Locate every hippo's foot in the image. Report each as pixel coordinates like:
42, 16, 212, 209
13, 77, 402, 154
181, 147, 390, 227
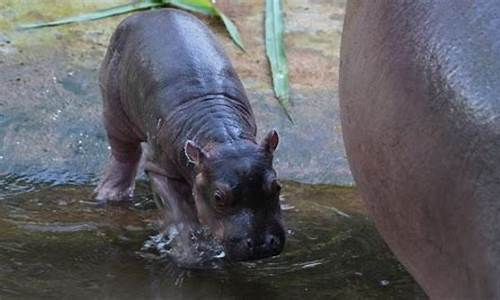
94, 156, 140, 203
94, 182, 134, 202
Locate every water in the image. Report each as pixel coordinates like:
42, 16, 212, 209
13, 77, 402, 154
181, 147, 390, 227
0, 178, 425, 299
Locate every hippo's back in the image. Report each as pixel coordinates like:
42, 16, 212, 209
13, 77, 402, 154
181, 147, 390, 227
103, 8, 249, 126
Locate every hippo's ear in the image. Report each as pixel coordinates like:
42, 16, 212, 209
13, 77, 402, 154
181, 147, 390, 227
184, 140, 206, 164
261, 129, 279, 155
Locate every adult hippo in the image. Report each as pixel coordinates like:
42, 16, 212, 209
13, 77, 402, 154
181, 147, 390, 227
339, 1, 500, 299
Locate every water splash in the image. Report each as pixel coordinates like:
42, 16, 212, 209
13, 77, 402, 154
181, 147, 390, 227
142, 224, 225, 270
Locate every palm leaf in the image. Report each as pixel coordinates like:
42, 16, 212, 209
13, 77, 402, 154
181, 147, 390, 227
217, 11, 245, 51
168, 0, 216, 15
265, 0, 292, 122
19, 0, 245, 52
169, 0, 245, 50
19, 1, 164, 30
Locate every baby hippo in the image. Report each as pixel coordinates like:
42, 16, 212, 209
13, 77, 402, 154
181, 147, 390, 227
94, 8, 285, 261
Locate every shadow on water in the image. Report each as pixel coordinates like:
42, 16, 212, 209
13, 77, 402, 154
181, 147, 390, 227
0, 178, 426, 299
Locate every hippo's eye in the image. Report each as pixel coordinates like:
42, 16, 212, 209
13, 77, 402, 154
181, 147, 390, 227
214, 190, 225, 207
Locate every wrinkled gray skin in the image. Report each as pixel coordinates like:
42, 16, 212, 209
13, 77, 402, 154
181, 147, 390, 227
94, 9, 285, 261
340, 1, 500, 299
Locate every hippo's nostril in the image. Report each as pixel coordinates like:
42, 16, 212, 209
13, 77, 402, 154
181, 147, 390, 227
245, 238, 254, 249
265, 234, 280, 251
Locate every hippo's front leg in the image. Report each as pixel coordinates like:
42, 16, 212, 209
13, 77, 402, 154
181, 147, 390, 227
147, 171, 197, 225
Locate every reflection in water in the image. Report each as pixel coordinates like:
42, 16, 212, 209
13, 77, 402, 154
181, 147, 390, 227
0, 179, 425, 299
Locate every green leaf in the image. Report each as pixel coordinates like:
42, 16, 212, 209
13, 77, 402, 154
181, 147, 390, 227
19, 0, 245, 52
169, 0, 245, 51
216, 11, 245, 51
19, 1, 165, 30
167, 0, 217, 16
265, 0, 292, 122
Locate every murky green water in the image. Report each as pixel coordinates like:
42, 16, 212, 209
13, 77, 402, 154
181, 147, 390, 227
0, 178, 425, 299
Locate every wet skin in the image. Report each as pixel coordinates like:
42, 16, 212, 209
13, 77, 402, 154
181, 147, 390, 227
340, 1, 500, 299
94, 9, 285, 261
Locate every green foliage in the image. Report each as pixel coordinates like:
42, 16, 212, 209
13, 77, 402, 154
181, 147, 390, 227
217, 12, 245, 51
19, 0, 244, 50
167, 0, 216, 15
265, 0, 292, 122
19, 1, 165, 29
167, 0, 244, 50
20, 0, 292, 121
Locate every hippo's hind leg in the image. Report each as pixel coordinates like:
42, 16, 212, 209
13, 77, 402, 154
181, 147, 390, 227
94, 50, 144, 202
94, 108, 143, 202
94, 137, 142, 202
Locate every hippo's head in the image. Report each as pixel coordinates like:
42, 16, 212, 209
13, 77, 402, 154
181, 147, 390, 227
184, 130, 285, 261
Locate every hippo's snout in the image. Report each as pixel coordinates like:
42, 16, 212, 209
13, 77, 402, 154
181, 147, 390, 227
225, 230, 285, 261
